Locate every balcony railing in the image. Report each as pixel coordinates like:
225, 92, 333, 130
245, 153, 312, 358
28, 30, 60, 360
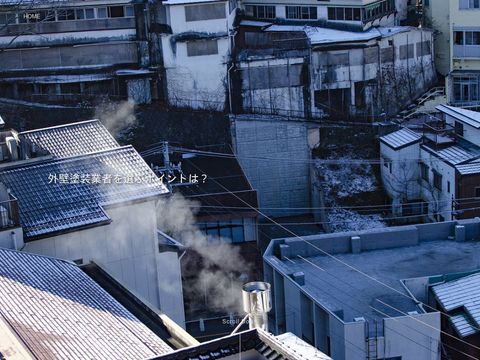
0, 196, 20, 230
453, 45, 480, 58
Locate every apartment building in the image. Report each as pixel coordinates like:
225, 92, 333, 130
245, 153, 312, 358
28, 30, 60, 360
241, 0, 402, 31
0, 0, 154, 104
380, 105, 480, 222
424, 0, 480, 108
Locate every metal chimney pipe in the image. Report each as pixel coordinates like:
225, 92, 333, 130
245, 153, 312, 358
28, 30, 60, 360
242, 281, 272, 332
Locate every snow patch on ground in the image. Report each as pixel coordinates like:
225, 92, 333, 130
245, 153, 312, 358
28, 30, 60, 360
327, 207, 386, 232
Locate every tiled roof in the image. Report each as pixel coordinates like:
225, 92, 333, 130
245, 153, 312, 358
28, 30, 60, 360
0, 146, 167, 238
432, 272, 480, 338
0, 247, 172, 359
380, 128, 422, 149
19, 120, 119, 158
437, 105, 480, 129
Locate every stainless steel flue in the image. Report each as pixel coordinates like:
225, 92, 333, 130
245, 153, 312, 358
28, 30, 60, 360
242, 281, 272, 331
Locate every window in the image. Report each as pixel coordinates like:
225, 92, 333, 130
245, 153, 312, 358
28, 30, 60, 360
75, 9, 85, 19
328, 6, 363, 21
286, 6, 317, 20
453, 76, 479, 104
108, 6, 124, 18
421, 162, 429, 181
85, 8, 95, 19
57, 9, 75, 21
475, 187, 480, 197
185, 3, 226, 21
245, 5, 276, 19
200, 219, 245, 243
447, 181, 451, 193
461, 0, 480, 8
455, 121, 464, 136
125, 6, 134, 17
433, 170, 442, 191
97, 7, 107, 18
383, 157, 392, 174
186, 39, 219, 56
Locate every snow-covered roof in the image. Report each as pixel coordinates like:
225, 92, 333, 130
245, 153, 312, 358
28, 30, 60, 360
0, 247, 172, 359
265, 25, 381, 45
0, 146, 168, 238
437, 104, 480, 129
239, 20, 272, 28
432, 272, 480, 338
19, 119, 118, 158
380, 128, 422, 149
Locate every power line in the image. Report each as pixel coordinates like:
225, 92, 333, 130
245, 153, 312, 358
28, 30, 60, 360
186, 160, 480, 356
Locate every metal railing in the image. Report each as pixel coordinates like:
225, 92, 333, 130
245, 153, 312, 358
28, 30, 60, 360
0, 196, 20, 230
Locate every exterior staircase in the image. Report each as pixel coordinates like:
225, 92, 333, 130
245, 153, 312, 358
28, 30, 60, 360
398, 86, 446, 121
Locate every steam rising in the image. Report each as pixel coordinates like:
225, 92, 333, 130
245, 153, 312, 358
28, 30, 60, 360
157, 194, 250, 313
95, 101, 137, 138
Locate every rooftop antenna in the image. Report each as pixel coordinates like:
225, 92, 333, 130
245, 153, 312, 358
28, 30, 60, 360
231, 281, 272, 334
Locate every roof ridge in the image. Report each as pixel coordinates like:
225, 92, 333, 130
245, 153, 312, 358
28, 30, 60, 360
0, 145, 134, 173
18, 119, 102, 135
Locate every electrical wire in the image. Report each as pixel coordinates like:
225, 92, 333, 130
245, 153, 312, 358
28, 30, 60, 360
186, 160, 480, 356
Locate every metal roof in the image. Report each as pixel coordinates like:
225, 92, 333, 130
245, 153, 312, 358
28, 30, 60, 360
432, 272, 480, 338
456, 162, 480, 175
0, 146, 167, 238
437, 105, 480, 129
0, 247, 172, 359
19, 120, 119, 159
423, 144, 479, 166
380, 128, 422, 149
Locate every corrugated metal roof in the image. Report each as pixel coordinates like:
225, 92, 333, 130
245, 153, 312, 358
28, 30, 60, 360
0, 146, 168, 238
437, 105, 480, 129
432, 272, 480, 337
424, 144, 479, 165
456, 162, 480, 175
19, 120, 118, 159
0, 248, 172, 359
380, 128, 422, 149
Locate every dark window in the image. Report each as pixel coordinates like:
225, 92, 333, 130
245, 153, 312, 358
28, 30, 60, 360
75, 9, 85, 19
421, 162, 429, 181
109, 6, 124, 18
447, 181, 451, 193
335, 7, 345, 20
185, 3, 226, 21
57, 9, 75, 21
186, 39, 219, 56
455, 121, 464, 136
286, 6, 317, 19
383, 157, 392, 174
455, 31, 464, 45
433, 170, 442, 191
475, 187, 480, 197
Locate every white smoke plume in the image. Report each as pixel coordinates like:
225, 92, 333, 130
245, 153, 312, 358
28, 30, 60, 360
94, 101, 137, 138
157, 194, 251, 314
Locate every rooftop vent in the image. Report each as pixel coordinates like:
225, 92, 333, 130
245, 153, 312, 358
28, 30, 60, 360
242, 281, 272, 332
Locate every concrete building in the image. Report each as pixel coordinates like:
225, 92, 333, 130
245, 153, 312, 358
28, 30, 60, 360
233, 22, 436, 119
0, 0, 154, 104
230, 114, 320, 217
241, 0, 399, 31
159, 0, 234, 110
0, 120, 186, 326
424, 0, 480, 108
263, 218, 480, 359
380, 105, 480, 222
